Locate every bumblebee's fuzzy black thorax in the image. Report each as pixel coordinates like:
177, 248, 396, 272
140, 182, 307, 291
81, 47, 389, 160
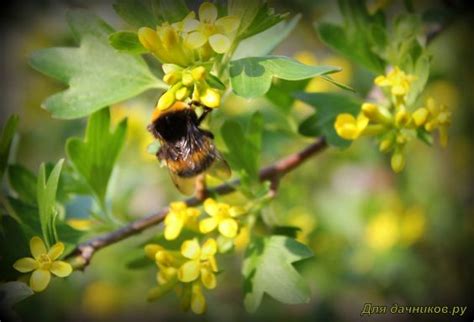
148, 108, 217, 178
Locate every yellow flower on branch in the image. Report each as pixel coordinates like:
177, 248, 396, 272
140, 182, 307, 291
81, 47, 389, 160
13, 236, 72, 292
199, 198, 246, 238
374, 66, 416, 100
183, 2, 240, 54
415, 97, 452, 147
178, 238, 218, 289
163, 202, 200, 240
334, 113, 369, 140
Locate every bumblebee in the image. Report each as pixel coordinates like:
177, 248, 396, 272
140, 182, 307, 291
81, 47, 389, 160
148, 101, 230, 195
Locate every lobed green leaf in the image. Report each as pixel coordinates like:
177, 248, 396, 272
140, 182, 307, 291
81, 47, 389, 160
242, 236, 313, 312
230, 56, 341, 98
29, 9, 165, 119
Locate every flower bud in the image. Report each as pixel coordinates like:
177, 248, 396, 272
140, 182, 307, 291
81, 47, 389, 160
379, 137, 394, 153
395, 107, 410, 127
200, 88, 221, 108
182, 71, 194, 86
412, 107, 428, 127
157, 90, 176, 110
175, 86, 190, 101
391, 151, 406, 173
191, 66, 206, 80
163, 71, 181, 85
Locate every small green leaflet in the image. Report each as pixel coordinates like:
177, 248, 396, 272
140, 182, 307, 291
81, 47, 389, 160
233, 14, 301, 60
242, 236, 313, 312
113, 0, 188, 27
230, 56, 341, 98
66, 108, 127, 211
317, 0, 386, 73
29, 9, 166, 119
8, 164, 37, 205
37, 159, 64, 247
221, 112, 263, 182
0, 282, 34, 308
0, 115, 19, 181
296, 92, 362, 148
109, 31, 147, 54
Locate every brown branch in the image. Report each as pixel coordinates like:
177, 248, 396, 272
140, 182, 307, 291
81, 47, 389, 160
68, 136, 327, 269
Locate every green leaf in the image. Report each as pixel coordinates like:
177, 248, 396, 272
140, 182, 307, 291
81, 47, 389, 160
66, 108, 127, 210
37, 159, 64, 247
237, 3, 288, 40
154, 0, 188, 23
221, 112, 263, 181
233, 14, 301, 60
265, 79, 309, 114
29, 9, 166, 119
8, 164, 37, 205
0, 115, 19, 182
242, 236, 313, 312
316, 0, 386, 73
113, 0, 162, 28
0, 282, 34, 308
296, 92, 362, 148
8, 197, 42, 238
228, 0, 263, 36
109, 31, 147, 54
229, 56, 341, 98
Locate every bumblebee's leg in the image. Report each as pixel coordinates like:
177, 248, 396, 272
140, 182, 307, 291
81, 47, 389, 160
197, 107, 213, 125
200, 129, 214, 139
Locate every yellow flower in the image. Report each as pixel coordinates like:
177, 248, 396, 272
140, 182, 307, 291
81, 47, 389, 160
164, 202, 200, 240
374, 66, 416, 99
365, 212, 399, 251
420, 97, 452, 147
178, 238, 218, 289
200, 198, 245, 238
334, 113, 369, 140
13, 236, 72, 292
183, 2, 240, 54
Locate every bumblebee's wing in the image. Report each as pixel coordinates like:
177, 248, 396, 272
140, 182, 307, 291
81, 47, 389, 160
207, 154, 231, 180
168, 170, 196, 196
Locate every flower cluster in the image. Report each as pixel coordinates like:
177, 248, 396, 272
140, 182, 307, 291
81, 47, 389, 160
146, 199, 246, 314
145, 238, 218, 314
157, 64, 221, 110
13, 236, 73, 292
139, 2, 240, 111
335, 66, 452, 172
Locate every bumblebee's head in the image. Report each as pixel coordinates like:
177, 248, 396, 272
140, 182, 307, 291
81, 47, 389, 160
148, 101, 198, 141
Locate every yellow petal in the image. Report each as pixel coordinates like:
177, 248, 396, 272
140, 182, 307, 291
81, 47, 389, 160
30, 236, 46, 259
185, 31, 207, 49
181, 239, 201, 260
13, 257, 38, 273
208, 34, 231, 54
48, 242, 64, 261
203, 198, 218, 216
412, 108, 428, 127
374, 75, 390, 86
50, 261, 72, 277
218, 218, 238, 238
170, 201, 187, 211
208, 255, 218, 272
30, 269, 51, 292
199, 2, 217, 23
199, 217, 218, 234
392, 84, 406, 96
200, 267, 216, 289
229, 206, 246, 218
356, 114, 369, 131
138, 27, 160, 52
215, 16, 240, 33
201, 239, 217, 259
183, 18, 200, 32
178, 260, 201, 282
191, 283, 206, 314
164, 215, 184, 240
144, 244, 163, 259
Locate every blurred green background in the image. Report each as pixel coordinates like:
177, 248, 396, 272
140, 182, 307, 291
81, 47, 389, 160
1, 0, 473, 321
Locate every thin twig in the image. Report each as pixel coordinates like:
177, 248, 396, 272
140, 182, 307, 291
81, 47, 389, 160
69, 137, 327, 269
